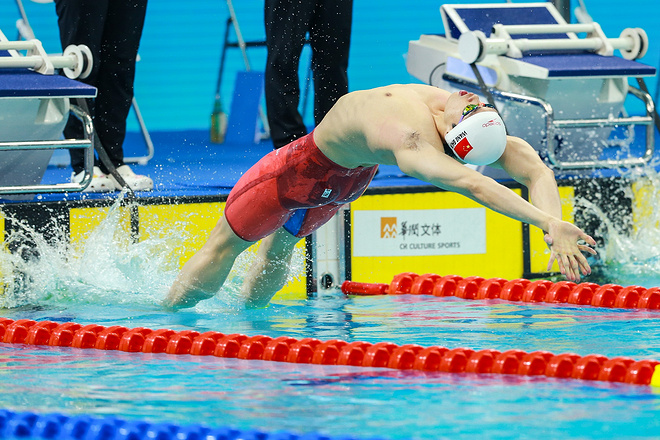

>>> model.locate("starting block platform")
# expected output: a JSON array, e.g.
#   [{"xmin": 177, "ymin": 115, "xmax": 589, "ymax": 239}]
[
  {"xmin": 406, "ymin": 2, "xmax": 658, "ymax": 174},
  {"xmin": 0, "ymin": 34, "xmax": 97, "ymax": 200}
]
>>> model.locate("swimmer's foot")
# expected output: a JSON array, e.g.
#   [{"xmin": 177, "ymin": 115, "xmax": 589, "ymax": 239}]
[{"xmin": 164, "ymin": 285, "xmax": 215, "ymax": 310}]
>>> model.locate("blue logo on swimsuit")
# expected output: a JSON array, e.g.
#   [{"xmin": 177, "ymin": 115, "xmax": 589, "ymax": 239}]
[{"xmin": 321, "ymin": 189, "xmax": 332, "ymax": 198}]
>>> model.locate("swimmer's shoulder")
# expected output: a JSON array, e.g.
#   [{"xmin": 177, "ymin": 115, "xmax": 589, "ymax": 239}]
[
  {"xmin": 338, "ymin": 85, "xmax": 425, "ymax": 108},
  {"xmin": 349, "ymin": 84, "xmax": 450, "ymax": 105}
]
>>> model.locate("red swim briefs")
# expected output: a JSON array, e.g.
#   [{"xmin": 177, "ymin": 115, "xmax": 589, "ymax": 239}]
[{"xmin": 225, "ymin": 132, "xmax": 378, "ymax": 241}]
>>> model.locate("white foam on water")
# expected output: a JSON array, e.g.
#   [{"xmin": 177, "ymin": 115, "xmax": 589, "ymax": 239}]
[{"xmin": 0, "ymin": 194, "xmax": 306, "ymax": 310}]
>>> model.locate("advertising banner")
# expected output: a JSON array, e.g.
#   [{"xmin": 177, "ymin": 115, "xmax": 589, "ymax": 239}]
[{"xmin": 352, "ymin": 208, "xmax": 487, "ymax": 257}]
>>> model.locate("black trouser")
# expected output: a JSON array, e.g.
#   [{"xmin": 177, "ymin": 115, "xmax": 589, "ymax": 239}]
[
  {"xmin": 54, "ymin": 0, "xmax": 148, "ymax": 174},
  {"xmin": 264, "ymin": 0, "xmax": 352, "ymax": 149}
]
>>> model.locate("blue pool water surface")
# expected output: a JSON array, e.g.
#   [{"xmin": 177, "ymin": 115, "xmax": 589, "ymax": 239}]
[
  {"xmin": 3, "ymin": 169, "xmax": 660, "ymax": 439},
  {"xmin": 0, "ymin": 294, "xmax": 659, "ymax": 440}
]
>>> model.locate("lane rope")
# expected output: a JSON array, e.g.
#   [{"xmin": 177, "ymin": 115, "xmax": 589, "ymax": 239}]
[
  {"xmin": 341, "ymin": 272, "xmax": 660, "ymax": 310},
  {"xmin": 0, "ymin": 318, "xmax": 658, "ymax": 387},
  {"xmin": 0, "ymin": 409, "xmax": 378, "ymax": 440}
]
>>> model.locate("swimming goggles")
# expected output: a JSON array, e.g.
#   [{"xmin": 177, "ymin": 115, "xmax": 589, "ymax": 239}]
[{"xmin": 459, "ymin": 103, "xmax": 496, "ymax": 124}]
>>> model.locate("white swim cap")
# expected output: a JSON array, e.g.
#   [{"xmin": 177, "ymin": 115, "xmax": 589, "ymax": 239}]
[{"xmin": 445, "ymin": 111, "xmax": 507, "ymax": 165}]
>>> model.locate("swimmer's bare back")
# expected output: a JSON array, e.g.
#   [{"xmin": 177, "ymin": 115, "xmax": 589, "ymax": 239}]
[{"xmin": 313, "ymin": 84, "xmax": 452, "ymax": 169}]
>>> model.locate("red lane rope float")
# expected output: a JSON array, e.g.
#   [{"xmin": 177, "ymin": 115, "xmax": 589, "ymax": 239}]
[
  {"xmin": 341, "ymin": 273, "xmax": 660, "ymax": 310},
  {"xmin": 1, "ymin": 317, "xmax": 659, "ymax": 387}
]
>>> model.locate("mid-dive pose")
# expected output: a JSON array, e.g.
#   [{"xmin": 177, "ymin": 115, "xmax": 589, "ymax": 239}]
[{"xmin": 166, "ymin": 84, "xmax": 596, "ymax": 309}]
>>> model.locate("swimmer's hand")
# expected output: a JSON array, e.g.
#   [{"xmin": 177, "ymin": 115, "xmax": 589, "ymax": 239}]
[{"xmin": 544, "ymin": 220, "xmax": 597, "ymax": 282}]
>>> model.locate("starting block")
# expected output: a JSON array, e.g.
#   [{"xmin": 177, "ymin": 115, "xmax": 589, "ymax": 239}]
[
  {"xmin": 406, "ymin": 2, "xmax": 657, "ymax": 172},
  {"xmin": 224, "ymin": 70, "xmax": 266, "ymax": 145}
]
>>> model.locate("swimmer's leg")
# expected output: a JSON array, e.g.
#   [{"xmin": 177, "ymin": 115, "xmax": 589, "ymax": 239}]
[
  {"xmin": 240, "ymin": 227, "xmax": 302, "ymax": 309},
  {"xmin": 165, "ymin": 215, "xmax": 254, "ymax": 309}
]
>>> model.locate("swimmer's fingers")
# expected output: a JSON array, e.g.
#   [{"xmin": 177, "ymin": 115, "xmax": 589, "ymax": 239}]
[
  {"xmin": 547, "ymin": 251, "xmax": 569, "ymax": 277},
  {"xmin": 576, "ymin": 240, "xmax": 597, "ymax": 276},
  {"xmin": 577, "ymin": 244, "xmax": 598, "ymax": 256},
  {"xmin": 574, "ymin": 247, "xmax": 595, "ymax": 277},
  {"xmin": 544, "ymin": 233, "xmax": 553, "ymax": 249},
  {"xmin": 580, "ymin": 233, "xmax": 598, "ymax": 247},
  {"xmin": 549, "ymin": 248, "xmax": 594, "ymax": 281},
  {"xmin": 546, "ymin": 253, "xmax": 558, "ymax": 272},
  {"xmin": 551, "ymin": 252, "xmax": 582, "ymax": 282},
  {"xmin": 549, "ymin": 252, "xmax": 572, "ymax": 280},
  {"xmin": 563, "ymin": 253, "xmax": 581, "ymax": 282},
  {"xmin": 576, "ymin": 231, "xmax": 597, "ymax": 256}
]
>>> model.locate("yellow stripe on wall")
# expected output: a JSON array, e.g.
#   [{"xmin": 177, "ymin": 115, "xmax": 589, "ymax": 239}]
[
  {"xmin": 69, "ymin": 206, "xmax": 132, "ymax": 252},
  {"xmin": 7, "ymin": 200, "xmax": 306, "ymax": 304},
  {"xmin": 528, "ymin": 185, "xmax": 575, "ymax": 274},
  {"xmin": 140, "ymin": 202, "xmax": 224, "ymax": 270},
  {"xmin": 632, "ymin": 177, "xmax": 660, "ymax": 234},
  {"xmin": 138, "ymin": 202, "xmax": 306, "ymax": 301}
]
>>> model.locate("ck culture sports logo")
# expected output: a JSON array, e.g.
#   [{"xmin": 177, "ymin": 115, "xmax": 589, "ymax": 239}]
[{"xmin": 381, "ymin": 217, "xmax": 397, "ymax": 238}]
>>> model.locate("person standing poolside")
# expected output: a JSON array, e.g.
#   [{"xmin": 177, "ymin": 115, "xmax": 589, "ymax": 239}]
[
  {"xmin": 264, "ymin": 0, "xmax": 353, "ymax": 149},
  {"xmin": 54, "ymin": 0, "xmax": 153, "ymax": 192},
  {"xmin": 166, "ymin": 84, "xmax": 597, "ymax": 309}
]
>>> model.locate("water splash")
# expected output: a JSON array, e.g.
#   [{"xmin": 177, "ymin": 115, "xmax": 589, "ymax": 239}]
[
  {"xmin": 575, "ymin": 165, "xmax": 660, "ymax": 287},
  {"xmin": 0, "ymin": 197, "xmax": 180, "ymax": 309},
  {"xmin": 0, "ymin": 196, "xmax": 306, "ymax": 311}
]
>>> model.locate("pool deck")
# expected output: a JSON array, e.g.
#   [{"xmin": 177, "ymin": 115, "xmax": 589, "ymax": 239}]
[
  {"xmin": 0, "ymin": 129, "xmax": 444, "ymax": 205},
  {"xmin": 2, "ymin": 126, "xmax": 658, "ymax": 205}
]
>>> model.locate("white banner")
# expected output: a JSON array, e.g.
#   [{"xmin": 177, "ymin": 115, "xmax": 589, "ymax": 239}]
[{"xmin": 352, "ymin": 208, "xmax": 487, "ymax": 257}]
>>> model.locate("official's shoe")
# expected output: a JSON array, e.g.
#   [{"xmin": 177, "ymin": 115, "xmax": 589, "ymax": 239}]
[
  {"xmin": 71, "ymin": 166, "xmax": 115, "ymax": 192},
  {"xmin": 109, "ymin": 164, "xmax": 153, "ymax": 191}
]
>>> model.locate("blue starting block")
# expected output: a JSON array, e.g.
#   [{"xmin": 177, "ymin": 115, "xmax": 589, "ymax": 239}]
[{"xmin": 225, "ymin": 70, "xmax": 265, "ymax": 145}]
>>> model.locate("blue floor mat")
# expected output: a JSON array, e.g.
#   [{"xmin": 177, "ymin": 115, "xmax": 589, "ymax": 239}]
[
  {"xmin": 4, "ymin": 124, "xmax": 660, "ymax": 203},
  {"xmin": 12, "ymin": 129, "xmax": 426, "ymax": 203}
]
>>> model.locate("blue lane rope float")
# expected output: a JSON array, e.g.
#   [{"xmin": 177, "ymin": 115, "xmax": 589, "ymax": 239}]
[
  {"xmin": 0, "ymin": 318, "xmax": 659, "ymax": 386},
  {"xmin": 0, "ymin": 409, "xmax": 389, "ymax": 440}
]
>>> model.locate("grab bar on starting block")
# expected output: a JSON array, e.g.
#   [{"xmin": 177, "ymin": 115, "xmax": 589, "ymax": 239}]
[
  {"xmin": 458, "ymin": 24, "xmax": 649, "ymax": 63},
  {"xmin": 443, "ymin": 73, "xmax": 655, "ymax": 170},
  {"xmin": 0, "ymin": 31, "xmax": 92, "ymax": 79}
]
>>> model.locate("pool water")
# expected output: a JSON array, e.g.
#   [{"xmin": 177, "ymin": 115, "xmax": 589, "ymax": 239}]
[
  {"xmin": 2, "ymin": 173, "xmax": 660, "ymax": 439},
  {"xmin": 0, "ymin": 294, "xmax": 659, "ymax": 439}
]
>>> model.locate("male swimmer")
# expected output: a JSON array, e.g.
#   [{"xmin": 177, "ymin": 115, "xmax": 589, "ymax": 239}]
[{"xmin": 165, "ymin": 84, "xmax": 597, "ymax": 309}]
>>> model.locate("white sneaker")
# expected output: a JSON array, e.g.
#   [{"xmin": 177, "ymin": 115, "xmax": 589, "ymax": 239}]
[
  {"xmin": 109, "ymin": 164, "xmax": 153, "ymax": 191},
  {"xmin": 71, "ymin": 166, "xmax": 115, "ymax": 192}
]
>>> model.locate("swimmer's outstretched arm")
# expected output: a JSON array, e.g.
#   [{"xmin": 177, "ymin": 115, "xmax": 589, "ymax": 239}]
[
  {"xmin": 394, "ymin": 141, "xmax": 596, "ymax": 282},
  {"xmin": 493, "ymin": 136, "xmax": 597, "ymax": 279},
  {"xmin": 165, "ymin": 216, "xmax": 253, "ymax": 309}
]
